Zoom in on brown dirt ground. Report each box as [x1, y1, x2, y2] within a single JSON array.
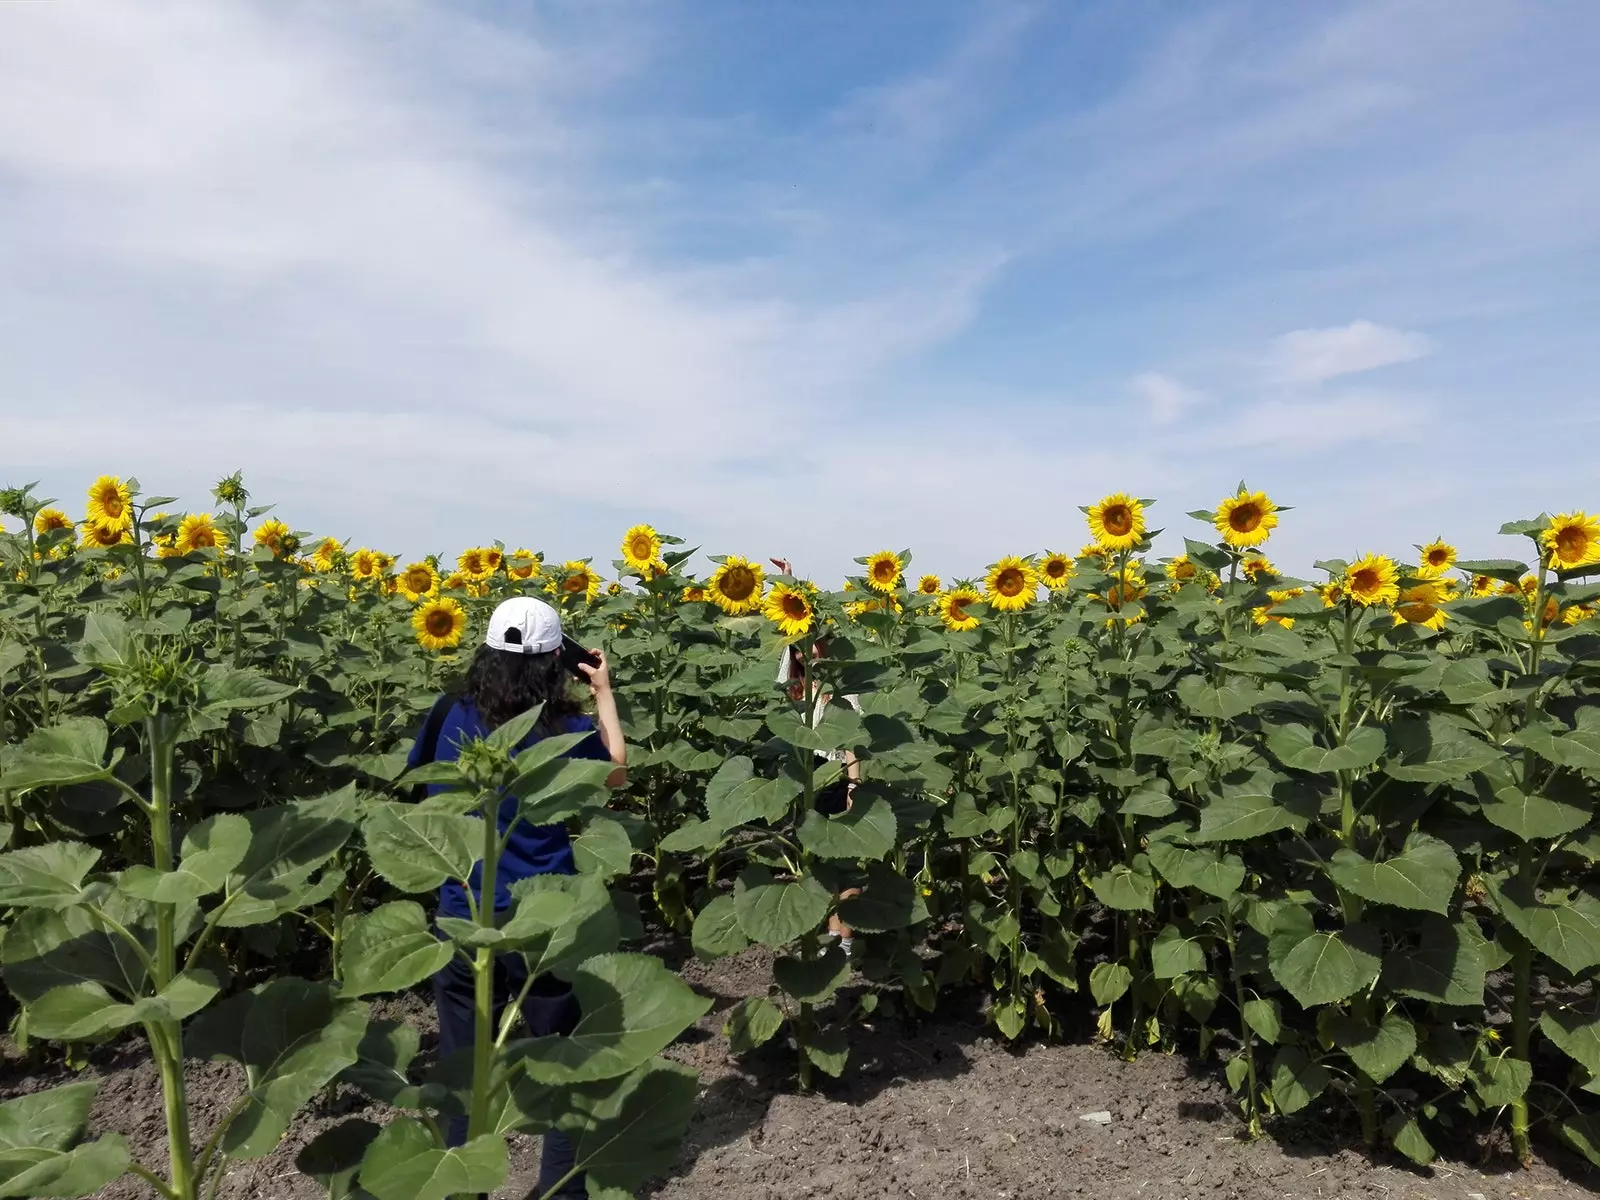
[[1, 945, 1595, 1200]]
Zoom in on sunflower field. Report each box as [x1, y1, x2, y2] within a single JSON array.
[[2, 473, 1600, 1198]]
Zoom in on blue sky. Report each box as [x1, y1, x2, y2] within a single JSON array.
[[2, 1, 1597, 583]]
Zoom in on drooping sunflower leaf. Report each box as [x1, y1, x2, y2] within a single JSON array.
[[1327, 833, 1461, 915]]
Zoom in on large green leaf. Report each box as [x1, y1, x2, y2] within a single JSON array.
[[1175, 676, 1260, 719], [358, 1119, 506, 1200], [1150, 924, 1205, 979], [798, 792, 896, 861], [2, 898, 148, 1007], [562, 1060, 700, 1192], [836, 863, 928, 932], [1270, 1046, 1330, 1115], [1089, 856, 1157, 912], [1384, 716, 1502, 783], [773, 946, 850, 1003], [1489, 878, 1600, 974], [218, 788, 359, 926], [119, 813, 251, 904], [1089, 962, 1132, 1006], [1540, 1007, 1600, 1076], [732, 867, 831, 947], [1146, 841, 1245, 900], [1325, 1013, 1415, 1083], [1327, 833, 1461, 914], [1192, 775, 1317, 844], [339, 902, 453, 998], [1266, 724, 1384, 775], [703, 756, 797, 830], [1511, 719, 1600, 776], [725, 996, 784, 1054], [363, 804, 480, 895], [766, 705, 864, 754], [1381, 915, 1489, 1005], [1476, 768, 1594, 842], [198, 664, 298, 713], [337, 1021, 427, 1110], [0, 719, 113, 792], [0, 843, 100, 910], [188, 978, 368, 1158], [513, 953, 711, 1084], [0, 1083, 129, 1200], [1474, 1055, 1532, 1107], [689, 894, 748, 961], [572, 816, 634, 878], [1268, 925, 1382, 1007]]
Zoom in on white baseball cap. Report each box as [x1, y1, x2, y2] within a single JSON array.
[[485, 596, 562, 655]]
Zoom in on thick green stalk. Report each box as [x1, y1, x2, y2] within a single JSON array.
[[467, 792, 500, 1142], [145, 714, 197, 1200], [1222, 908, 1262, 1137]]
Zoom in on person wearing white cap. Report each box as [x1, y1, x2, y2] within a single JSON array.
[[405, 595, 624, 1198]]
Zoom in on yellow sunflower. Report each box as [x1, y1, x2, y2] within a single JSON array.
[[34, 508, 72, 536], [938, 585, 982, 632], [1086, 492, 1146, 551], [1342, 554, 1400, 607], [1527, 594, 1563, 636], [442, 570, 468, 591], [1164, 554, 1198, 583], [1563, 602, 1596, 626], [1318, 581, 1344, 608], [79, 520, 131, 549], [559, 560, 601, 603], [85, 476, 133, 533], [643, 558, 669, 580], [1241, 555, 1276, 582], [984, 555, 1038, 612], [252, 519, 293, 557], [1469, 574, 1496, 597], [1039, 552, 1075, 591], [707, 555, 764, 615], [457, 547, 493, 582], [481, 547, 503, 576], [1416, 538, 1457, 578], [397, 561, 439, 601], [1394, 579, 1450, 631], [1251, 587, 1303, 629], [1542, 512, 1600, 570], [1094, 562, 1148, 617], [507, 549, 542, 580], [764, 581, 816, 638], [412, 597, 468, 651], [1079, 542, 1112, 566], [312, 537, 343, 572], [349, 547, 385, 582], [606, 581, 623, 597], [681, 584, 708, 603], [864, 550, 904, 594], [176, 513, 226, 555], [620, 524, 661, 571], [917, 574, 942, 595], [1212, 488, 1278, 548]]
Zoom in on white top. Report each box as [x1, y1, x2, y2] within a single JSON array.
[[777, 650, 861, 762]]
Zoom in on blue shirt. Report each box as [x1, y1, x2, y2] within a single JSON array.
[[406, 697, 611, 919]]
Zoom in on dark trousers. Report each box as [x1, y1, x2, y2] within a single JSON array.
[[432, 953, 584, 1198]]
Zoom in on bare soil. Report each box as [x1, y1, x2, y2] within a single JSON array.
[[2, 944, 1594, 1200]]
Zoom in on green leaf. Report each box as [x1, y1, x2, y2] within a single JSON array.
[[199, 664, 297, 713], [803, 1027, 850, 1077], [1146, 841, 1245, 900], [119, 813, 251, 904], [1474, 1055, 1532, 1107], [1382, 915, 1489, 1006], [1192, 775, 1317, 844], [1089, 855, 1156, 912], [1119, 786, 1177, 819], [774, 946, 850, 1003], [1539, 1008, 1600, 1076], [1266, 724, 1384, 774], [1089, 962, 1132, 1006], [0, 1083, 129, 1200], [2, 899, 148, 1008], [1385, 716, 1502, 783], [0, 719, 112, 792], [732, 867, 831, 947], [513, 952, 712, 1084], [703, 757, 798, 831], [1325, 1013, 1416, 1083], [363, 804, 480, 895], [358, 1119, 506, 1200], [766, 706, 864, 754], [658, 818, 720, 854], [798, 791, 896, 861], [572, 817, 634, 878], [563, 1060, 701, 1191], [0, 843, 100, 910], [336, 1021, 424, 1109], [725, 996, 784, 1054], [1150, 925, 1205, 979], [219, 788, 359, 926], [338, 902, 453, 998], [1512, 720, 1600, 775], [77, 612, 135, 672], [1270, 1046, 1330, 1116], [24, 982, 137, 1041], [1385, 1113, 1435, 1165], [1175, 676, 1260, 719], [690, 894, 749, 961], [1476, 768, 1594, 842], [836, 863, 928, 932], [1268, 925, 1382, 1007], [1488, 878, 1600, 975], [1558, 1112, 1600, 1168], [1326, 833, 1461, 915], [1242, 998, 1281, 1044], [295, 1118, 382, 1200], [188, 978, 369, 1158]]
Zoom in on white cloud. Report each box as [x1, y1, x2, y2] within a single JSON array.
[[1267, 320, 1434, 386], [1129, 372, 1203, 425]]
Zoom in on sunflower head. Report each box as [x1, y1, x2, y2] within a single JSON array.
[[1563, 602, 1597, 626], [176, 513, 226, 555], [252, 518, 293, 557], [1342, 554, 1400, 607], [1039, 552, 1075, 591], [79, 520, 131, 549], [984, 555, 1038, 612], [398, 561, 439, 601], [620, 524, 662, 570], [1164, 554, 1198, 583], [1542, 512, 1600, 570], [507, 549, 542, 580], [34, 508, 72, 536], [85, 476, 133, 532], [1469, 573, 1496, 597], [917, 574, 942, 595], [1252, 587, 1304, 630], [559, 560, 602, 603], [458, 547, 493, 581], [312, 537, 344, 572], [481, 547, 504, 574], [707, 555, 764, 615], [1318, 581, 1344, 608], [1086, 492, 1147, 552], [764, 581, 816, 639], [1394, 579, 1450, 631], [413, 597, 468, 652], [864, 550, 904, 594], [938, 585, 982, 632], [1416, 539, 1457, 577], [349, 547, 384, 581], [681, 584, 708, 603], [1212, 488, 1278, 549], [606, 581, 623, 597]]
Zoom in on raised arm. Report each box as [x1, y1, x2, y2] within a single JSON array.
[[578, 650, 628, 789]]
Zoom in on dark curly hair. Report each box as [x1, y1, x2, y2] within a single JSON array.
[[461, 645, 582, 734]]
